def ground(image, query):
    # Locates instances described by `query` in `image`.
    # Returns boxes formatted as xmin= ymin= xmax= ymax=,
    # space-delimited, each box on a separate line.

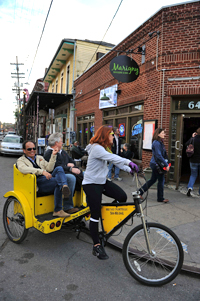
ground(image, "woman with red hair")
xmin=82 ymin=125 xmax=138 ymax=260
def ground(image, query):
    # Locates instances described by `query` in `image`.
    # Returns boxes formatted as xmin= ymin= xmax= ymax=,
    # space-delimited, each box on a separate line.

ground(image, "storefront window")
xmin=55 ymin=117 xmax=62 ymax=132
xmin=83 ymin=123 xmax=88 ymax=148
xmin=104 ymin=119 xmax=113 ymax=127
xmin=78 ymin=123 xmax=82 ymax=145
xmin=46 ymin=121 xmax=50 ymax=134
xmin=117 ymin=107 xmax=128 ymax=114
xmin=77 ymin=114 xmax=95 ymax=147
xmin=130 ymin=116 xmax=143 ymax=160
xmin=130 ymin=104 xmax=143 ymax=112
xmin=89 ymin=122 xmax=94 ymax=140
xmin=104 ymin=109 xmax=116 ymax=116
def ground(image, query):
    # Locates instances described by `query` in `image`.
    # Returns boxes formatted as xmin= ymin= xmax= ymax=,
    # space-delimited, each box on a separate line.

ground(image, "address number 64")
xmin=188 ymin=101 xmax=200 ymax=109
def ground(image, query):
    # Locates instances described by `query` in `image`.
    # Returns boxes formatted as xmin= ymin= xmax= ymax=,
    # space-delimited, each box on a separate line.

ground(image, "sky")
xmin=0 ymin=0 xmax=194 ymax=124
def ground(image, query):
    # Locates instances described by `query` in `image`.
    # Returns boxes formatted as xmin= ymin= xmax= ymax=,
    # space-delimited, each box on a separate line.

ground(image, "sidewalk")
xmin=103 ymin=171 xmax=200 ymax=275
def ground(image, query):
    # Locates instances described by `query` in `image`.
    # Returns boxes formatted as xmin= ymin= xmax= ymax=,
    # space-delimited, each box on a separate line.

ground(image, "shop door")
xmin=180 ymin=116 xmax=200 ymax=182
xmin=175 ymin=114 xmax=184 ymax=189
xmin=169 ymin=114 xmax=184 ymax=187
xmin=170 ymin=114 xmax=200 ymax=187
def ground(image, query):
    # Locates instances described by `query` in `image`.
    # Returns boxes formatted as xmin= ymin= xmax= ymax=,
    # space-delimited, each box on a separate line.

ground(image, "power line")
xmin=84 ymin=0 xmax=123 ymax=73
xmin=28 ymin=0 xmax=54 ymax=80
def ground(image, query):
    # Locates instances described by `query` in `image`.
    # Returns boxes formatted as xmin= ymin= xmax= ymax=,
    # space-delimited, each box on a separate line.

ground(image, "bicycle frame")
xmin=100 ymin=193 xmax=153 ymax=255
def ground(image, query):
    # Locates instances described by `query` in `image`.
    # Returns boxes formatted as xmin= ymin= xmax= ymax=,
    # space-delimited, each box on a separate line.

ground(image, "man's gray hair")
xmin=113 ymin=127 xmax=118 ymax=133
xmin=48 ymin=132 xmax=63 ymax=147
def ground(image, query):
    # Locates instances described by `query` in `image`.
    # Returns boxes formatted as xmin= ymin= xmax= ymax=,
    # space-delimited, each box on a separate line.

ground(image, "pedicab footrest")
xmin=34 ymin=207 xmax=91 ymax=233
xmin=35 ymin=212 xmax=57 ymax=222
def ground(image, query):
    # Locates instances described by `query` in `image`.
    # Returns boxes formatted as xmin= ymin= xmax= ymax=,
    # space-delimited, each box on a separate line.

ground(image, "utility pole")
xmin=10 ymin=56 xmax=25 ymax=135
xmin=23 ymin=92 xmax=26 ymax=140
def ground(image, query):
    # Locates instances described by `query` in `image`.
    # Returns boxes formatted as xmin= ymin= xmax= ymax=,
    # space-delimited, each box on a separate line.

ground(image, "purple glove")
xmin=129 ymin=162 xmax=139 ymax=174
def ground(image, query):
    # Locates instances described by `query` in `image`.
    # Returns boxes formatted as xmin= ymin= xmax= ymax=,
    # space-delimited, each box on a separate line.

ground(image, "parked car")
xmin=0 ymin=135 xmax=23 ymax=156
xmin=6 ymin=131 xmax=16 ymax=135
xmin=0 ymin=133 xmax=4 ymax=141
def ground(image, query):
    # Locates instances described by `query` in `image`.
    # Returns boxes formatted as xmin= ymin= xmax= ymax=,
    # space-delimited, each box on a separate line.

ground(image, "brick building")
xmin=74 ymin=0 xmax=200 ymax=185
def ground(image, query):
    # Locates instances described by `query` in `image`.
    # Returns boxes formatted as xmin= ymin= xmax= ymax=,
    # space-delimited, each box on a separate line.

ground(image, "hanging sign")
xmin=110 ymin=55 xmax=140 ymax=83
xmin=99 ymin=84 xmax=118 ymax=109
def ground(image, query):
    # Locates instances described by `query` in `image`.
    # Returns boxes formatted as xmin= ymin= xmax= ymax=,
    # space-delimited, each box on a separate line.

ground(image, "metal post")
xmin=36 ymin=95 xmax=39 ymax=143
xmin=161 ymin=69 xmax=165 ymax=128
xmin=23 ymin=93 xmax=26 ymax=140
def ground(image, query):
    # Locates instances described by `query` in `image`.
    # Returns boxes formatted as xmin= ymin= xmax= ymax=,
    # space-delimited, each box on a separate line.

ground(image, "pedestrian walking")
xmin=186 ymin=127 xmax=200 ymax=197
xmin=135 ymin=128 xmax=170 ymax=203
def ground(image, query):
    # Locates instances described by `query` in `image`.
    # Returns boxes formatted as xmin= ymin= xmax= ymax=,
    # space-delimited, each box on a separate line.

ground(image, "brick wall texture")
xmin=74 ymin=1 xmax=200 ymax=168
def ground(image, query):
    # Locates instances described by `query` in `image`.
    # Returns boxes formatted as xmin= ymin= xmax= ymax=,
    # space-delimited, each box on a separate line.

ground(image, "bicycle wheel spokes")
xmin=123 ymin=223 xmax=183 ymax=286
xmin=3 ymin=197 xmax=28 ymax=243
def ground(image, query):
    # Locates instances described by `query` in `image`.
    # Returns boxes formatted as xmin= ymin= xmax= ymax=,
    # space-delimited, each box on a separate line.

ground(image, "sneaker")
xmin=62 ymin=185 xmax=70 ymax=199
xmin=53 ymin=210 xmax=70 ymax=217
xmin=65 ymin=208 xmax=79 ymax=214
xmin=187 ymin=188 xmax=192 ymax=197
xmin=92 ymin=244 xmax=109 ymax=260
xmin=107 ymin=178 xmax=112 ymax=181
xmin=114 ymin=177 xmax=122 ymax=181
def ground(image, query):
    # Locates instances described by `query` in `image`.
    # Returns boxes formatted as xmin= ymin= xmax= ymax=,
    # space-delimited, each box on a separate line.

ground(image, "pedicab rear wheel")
xmin=3 ymin=197 xmax=28 ymax=243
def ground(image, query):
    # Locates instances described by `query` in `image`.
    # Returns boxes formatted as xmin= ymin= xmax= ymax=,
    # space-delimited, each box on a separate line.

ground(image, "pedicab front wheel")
xmin=3 ymin=197 xmax=29 ymax=244
xmin=122 ymin=223 xmax=184 ymax=286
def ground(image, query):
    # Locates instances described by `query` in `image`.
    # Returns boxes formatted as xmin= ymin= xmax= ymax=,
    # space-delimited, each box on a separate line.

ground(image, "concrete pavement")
xmin=102 ymin=171 xmax=200 ymax=275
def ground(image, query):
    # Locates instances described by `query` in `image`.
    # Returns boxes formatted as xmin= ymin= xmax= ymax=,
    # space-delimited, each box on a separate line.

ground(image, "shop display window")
xmin=130 ymin=116 xmax=143 ymax=160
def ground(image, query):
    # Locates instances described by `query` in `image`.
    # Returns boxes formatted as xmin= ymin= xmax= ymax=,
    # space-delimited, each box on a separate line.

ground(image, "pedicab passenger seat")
xmin=13 ymin=164 xmax=54 ymax=216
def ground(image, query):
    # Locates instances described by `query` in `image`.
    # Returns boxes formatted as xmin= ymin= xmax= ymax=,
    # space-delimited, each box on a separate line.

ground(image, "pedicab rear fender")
xmin=4 ymin=191 xmax=33 ymax=229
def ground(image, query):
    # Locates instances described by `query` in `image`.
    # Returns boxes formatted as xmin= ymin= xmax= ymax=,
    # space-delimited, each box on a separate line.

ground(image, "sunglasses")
xmin=27 ymin=147 xmax=36 ymax=151
xmin=110 ymin=132 xmax=114 ymax=136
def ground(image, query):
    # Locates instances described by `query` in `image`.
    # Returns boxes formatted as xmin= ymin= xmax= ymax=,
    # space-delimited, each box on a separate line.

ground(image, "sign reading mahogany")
xmin=110 ymin=55 xmax=140 ymax=83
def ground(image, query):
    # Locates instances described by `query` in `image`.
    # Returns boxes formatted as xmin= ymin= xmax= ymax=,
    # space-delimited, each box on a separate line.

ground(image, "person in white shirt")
xmin=83 ymin=125 xmax=138 ymax=259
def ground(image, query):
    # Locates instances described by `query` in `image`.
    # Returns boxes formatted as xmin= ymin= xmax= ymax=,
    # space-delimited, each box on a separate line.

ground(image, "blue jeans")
xmin=64 ymin=174 xmax=76 ymax=210
xmin=139 ymin=163 xmax=165 ymax=202
xmin=187 ymin=162 xmax=200 ymax=193
xmin=37 ymin=166 xmax=67 ymax=212
xmin=107 ymin=162 xmax=120 ymax=179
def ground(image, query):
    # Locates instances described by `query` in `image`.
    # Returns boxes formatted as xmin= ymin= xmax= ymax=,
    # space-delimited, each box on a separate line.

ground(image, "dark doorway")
xmin=180 ymin=117 xmax=200 ymax=182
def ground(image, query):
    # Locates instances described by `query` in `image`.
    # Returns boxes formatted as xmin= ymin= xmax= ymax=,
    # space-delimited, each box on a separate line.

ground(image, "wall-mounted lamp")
xmin=71 ymin=107 xmax=77 ymax=111
xmin=148 ymin=31 xmax=160 ymax=37
xmin=116 ymin=89 xmax=121 ymax=95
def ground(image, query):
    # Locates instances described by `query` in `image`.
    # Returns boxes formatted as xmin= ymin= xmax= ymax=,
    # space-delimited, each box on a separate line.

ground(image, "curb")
xmin=107 ymin=237 xmax=200 ymax=276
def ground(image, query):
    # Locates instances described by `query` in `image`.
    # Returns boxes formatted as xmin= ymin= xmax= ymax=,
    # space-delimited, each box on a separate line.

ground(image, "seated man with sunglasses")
xmin=17 ymin=140 xmax=71 ymax=218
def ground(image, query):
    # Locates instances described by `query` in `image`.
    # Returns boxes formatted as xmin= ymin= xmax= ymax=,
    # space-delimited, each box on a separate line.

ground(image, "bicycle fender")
xmin=4 ymin=190 xmax=33 ymax=229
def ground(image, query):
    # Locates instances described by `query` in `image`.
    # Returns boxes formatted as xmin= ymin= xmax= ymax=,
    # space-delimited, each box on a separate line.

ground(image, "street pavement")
xmin=103 ymin=171 xmax=200 ymax=275
xmin=1 ymin=155 xmax=199 ymax=278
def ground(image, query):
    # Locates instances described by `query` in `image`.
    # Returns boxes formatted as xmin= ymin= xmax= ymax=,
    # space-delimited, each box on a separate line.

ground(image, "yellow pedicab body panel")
xmin=4 ymin=190 xmax=33 ymax=229
xmin=101 ymin=204 xmax=136 ymax=234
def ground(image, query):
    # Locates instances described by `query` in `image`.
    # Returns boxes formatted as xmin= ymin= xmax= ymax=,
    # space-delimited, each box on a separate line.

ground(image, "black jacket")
xmin=186 ymin=135 xmax=200 ymax=163
xmin=112 ymin=136 xmax=122 ymax=156
xmin=44 ymin=149 xmax=75 ymax=173
xmin=71 ymin=145 xmax=85 ymax=159
xmin=121 ymin=149 xmax=133 ymax=160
